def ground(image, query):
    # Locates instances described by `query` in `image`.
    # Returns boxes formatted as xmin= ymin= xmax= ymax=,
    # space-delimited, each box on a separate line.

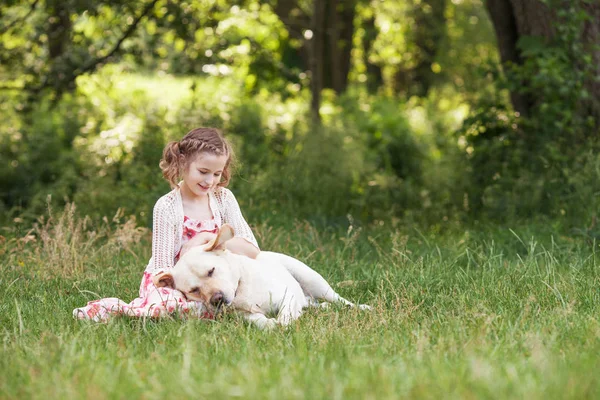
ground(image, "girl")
xmin=73 ymin=127 xmax=259 ymax=322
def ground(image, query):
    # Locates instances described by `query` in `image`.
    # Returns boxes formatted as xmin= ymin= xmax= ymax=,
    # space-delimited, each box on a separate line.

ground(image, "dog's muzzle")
xmin=210 ymin=291 xmax=227 ymax=308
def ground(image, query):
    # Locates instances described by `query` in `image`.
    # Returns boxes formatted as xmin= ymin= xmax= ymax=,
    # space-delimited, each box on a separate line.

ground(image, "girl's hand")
xmin=225 ymin=237 xmax=260 ymax=259
xmin=180 ymin=232 xmax=218 ymax=257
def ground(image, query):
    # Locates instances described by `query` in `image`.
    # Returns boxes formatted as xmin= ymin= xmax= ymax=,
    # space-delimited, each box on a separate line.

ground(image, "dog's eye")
xmin=189 ymin=287 xmax=200 ymax=295
xmin=208 ymin=267 xmax=215 ymax=277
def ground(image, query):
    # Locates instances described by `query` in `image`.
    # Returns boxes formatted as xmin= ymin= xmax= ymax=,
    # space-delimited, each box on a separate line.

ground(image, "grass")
xmin=1 ymin=210 xmax=599 ymax=399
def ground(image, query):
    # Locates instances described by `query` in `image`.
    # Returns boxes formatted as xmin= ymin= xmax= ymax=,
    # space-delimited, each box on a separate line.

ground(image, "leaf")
xmin=517 ymin=35 xmax=547 ymax=57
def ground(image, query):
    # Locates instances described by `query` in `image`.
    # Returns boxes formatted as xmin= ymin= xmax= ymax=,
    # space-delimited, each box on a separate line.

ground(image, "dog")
xmin=153 ymin=224 xmax=371 ymax=329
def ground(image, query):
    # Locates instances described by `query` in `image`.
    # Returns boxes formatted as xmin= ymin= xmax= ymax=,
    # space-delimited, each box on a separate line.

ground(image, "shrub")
xmin=456 ymin=1 xmax=599 ymax=223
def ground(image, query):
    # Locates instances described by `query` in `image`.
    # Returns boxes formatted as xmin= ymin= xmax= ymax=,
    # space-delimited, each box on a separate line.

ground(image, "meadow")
xmin=2 ymin=1 xmax=599 ymax=398
xmin=1 ymin=208 xmax=599 ymax=399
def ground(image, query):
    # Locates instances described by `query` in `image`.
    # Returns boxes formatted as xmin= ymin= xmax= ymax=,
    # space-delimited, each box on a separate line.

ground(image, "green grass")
xmin=1 ymin=216 xmax=599 ymax=399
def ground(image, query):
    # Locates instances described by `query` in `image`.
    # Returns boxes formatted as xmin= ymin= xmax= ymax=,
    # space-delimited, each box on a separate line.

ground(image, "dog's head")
xmin=153 ymin=224 xmax=238 ymax=312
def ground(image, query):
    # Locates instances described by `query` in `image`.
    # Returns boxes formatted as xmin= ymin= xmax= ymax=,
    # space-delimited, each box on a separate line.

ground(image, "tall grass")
xmin=2 ymin=201 xmax=149 ymax=279
xmin=1 ymin=207 xmax=599 ymax=399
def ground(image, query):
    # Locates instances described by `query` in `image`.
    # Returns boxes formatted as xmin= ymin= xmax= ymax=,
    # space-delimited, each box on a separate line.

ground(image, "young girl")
xmin=73 ymin=127 xmax=260 ymax=322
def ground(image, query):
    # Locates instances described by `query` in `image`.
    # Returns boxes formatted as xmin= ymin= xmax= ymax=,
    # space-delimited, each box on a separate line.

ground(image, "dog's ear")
xmin=153 ymin=272 xmax=175 ymax=288
xmin=205 ymin=224 xmax=235 ymax=252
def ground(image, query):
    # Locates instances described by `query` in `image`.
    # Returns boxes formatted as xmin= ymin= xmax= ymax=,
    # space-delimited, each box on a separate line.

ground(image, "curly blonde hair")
xmin=160 ymin=127 xmax=234 ymax=188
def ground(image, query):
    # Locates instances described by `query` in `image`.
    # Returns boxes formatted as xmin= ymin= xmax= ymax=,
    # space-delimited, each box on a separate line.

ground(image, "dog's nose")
xmin=210 ymin=292 xmax=224 ymax=306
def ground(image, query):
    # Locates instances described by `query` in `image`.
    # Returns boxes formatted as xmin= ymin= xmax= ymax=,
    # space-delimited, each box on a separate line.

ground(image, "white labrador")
xmin=153 ymin=224 xmax=370 ymax=329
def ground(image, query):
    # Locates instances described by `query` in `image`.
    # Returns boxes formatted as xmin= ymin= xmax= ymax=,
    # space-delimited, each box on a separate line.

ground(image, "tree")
xmin=485 ymin=0 xmax=600 ymax=126
xmin=401 ymin=0 xmax=447 ymax=96
xmin=362 ymin=12 xmax=383 ymax=93
xmin=274 ymin=0 xmax=358 ymax=122
xmin=0 ymin=0 xmax=160 ymax=107
xmin=309 ymin=0 xmax=326 ymax=123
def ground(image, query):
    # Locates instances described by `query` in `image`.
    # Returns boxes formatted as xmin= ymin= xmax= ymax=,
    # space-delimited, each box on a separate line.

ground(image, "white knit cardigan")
xmin=145 ymin=184 xmax=259 ymax=274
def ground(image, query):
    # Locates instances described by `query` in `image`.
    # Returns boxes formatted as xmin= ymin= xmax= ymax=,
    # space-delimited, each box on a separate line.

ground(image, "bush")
xmin=241 ymin=123 xmax=363 ymax=223
xmin=455 ymin=1 xmax=599 ymax=224
xmin=0 ymin=94 xmax=95 ymax=222
xmin=457 ymin=100 xmax=600 ymax=223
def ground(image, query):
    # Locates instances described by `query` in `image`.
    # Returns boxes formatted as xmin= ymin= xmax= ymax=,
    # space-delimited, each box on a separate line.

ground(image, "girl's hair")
xmin=160 ymin=127 xmax=234 ymax=188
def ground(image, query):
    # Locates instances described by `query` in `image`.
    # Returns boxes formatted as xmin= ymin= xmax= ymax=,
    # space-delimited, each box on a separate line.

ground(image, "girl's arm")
xmin=151 ymin=198 xmax=177 ymax=272
xmin=226 ymin=237 xmax=260 ymax=259
xmin=180 ymin=232 xmax=259 ymax=259
xmin=220 ymin=188 xmax=260 ymax=256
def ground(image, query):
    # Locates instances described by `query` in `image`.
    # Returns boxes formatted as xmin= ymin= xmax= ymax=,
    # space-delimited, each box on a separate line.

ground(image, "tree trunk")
xmin=47 ymin=0 xmax=72 ymax=61
xmin=363 ymin=14 xmax=383 ymax=93
xmin=323 ymin=0 xmax=355 ymax=93
xmin=582 ymin=2 xmax=600 ymax=125
xmin=332 ymin=0 xmax=356 ymax=93
xmin=393 ymin=0 xmax=447 ymax=96
xmin=274 ymin=0 xmax=311 ymax=72
xmin=310 ymin=0 xmax=326 ymax=124
xmin=485 ymin=0 xmax=531 ymax=117
xmin=327 ymin=0 xmax=342 ymax=92
xmin=410 ymin=0 xmax=447 ymax=97
xmin=276 ymin=0 xmax=356 ymax=96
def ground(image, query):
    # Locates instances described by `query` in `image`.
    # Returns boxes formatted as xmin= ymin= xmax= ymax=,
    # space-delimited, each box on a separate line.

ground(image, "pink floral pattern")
xmin=73 ymin=216 xmax=219 ymax=322
xmin=176 ymin=215 xmax=218 ymax=261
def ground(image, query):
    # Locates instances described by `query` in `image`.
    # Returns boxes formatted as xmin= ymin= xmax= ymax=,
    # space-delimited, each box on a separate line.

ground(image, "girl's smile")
xmin=181 ymin=153 xmax=228 ymax=199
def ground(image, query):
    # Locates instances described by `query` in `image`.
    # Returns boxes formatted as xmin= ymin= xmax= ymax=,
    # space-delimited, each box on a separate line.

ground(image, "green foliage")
xmin=1 ymin=0 xmax=598 ymax=232
xmin=128 ymin=1 xmax=302 ymax=96
xmin=71 ymin=116 xmax=169 ymax=227
xmin=438 ymin=0 xmax=500 ymax=98
xmin=0 ymin=0 xmax=161 ymax=104
xmin=333 ymin=92 xmax=425 ymax=218
xmin=339 ymin=93 xmax=423 ymax=180
xmin=457 ymin=1 xmax=599 ymax=223
xmin=0 ymin=94 xmax=90 ymax=219
xmin=508 ymin=28 xmax=594 ymax=139
xmin=354 ymin=0 xmax=497 ymax=96
xmin=229 ymin=89 xmax=450 ymax=224
xmin=245 ymin=124 xmax=366 ymax=222
xmin=459 ymin=99 xmax=600 ymax=223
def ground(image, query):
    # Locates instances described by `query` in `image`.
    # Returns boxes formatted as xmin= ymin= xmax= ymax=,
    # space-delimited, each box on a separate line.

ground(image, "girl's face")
xmin=182 ymin=152 xmax=228 ymax=198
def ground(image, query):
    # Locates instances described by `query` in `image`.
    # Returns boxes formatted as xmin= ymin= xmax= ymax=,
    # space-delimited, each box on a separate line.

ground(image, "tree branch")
xmin=274 ymin=0 xmax=310 ymax=41
xmin=75 ymin=0 xmax=160 ymax=76
xmin=0 ymin=83 xmax=25 ymax=91
xmin=27 ymin=0 xmax=159 ymax=101
xmin=0 ymin=0 xmax=40 ymax=35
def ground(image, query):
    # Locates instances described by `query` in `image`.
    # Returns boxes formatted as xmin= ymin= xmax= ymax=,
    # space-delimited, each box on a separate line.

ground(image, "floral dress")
xmin=73 ymin=216 xmax=218 ymax=322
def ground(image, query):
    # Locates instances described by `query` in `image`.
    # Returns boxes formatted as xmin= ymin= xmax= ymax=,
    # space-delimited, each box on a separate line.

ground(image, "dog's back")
xmin=228 ymin=252 xmax=308 ymax=314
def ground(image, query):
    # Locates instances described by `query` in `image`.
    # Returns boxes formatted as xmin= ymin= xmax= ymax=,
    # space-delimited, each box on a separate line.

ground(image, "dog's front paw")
xmin=357 ymin=304 xmax=372 ymax=311
xmin=262 ymin=318 xmax=278 ymax=330
xmin=245 ymin=313 xmax=279 ymax=330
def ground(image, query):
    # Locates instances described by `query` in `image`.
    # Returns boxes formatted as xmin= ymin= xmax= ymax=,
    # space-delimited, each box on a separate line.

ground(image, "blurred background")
xmin=0 ymin=0 xmax=598 ymax=232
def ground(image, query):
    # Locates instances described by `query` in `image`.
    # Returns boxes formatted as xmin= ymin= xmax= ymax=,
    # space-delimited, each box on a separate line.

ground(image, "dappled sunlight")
xmin=80 ymin=113 xmax=143 ymax=166
xmin=406 ymin=106 xmax=429 ymax=136
xmin=260 ymin=92 xmax=309 ymax=135
xmin=77 ymin=66 xmax=243 ymax=116
xmin=0 ymin=0 xmax=599 ymax=397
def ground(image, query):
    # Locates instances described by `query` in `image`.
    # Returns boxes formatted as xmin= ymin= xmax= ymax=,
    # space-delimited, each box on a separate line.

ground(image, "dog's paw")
xmin=261 ymin=318 xmax=278 ymax=330
xmin=357 ymin=304 xmax=372 ymax=311
xmin=246 ymin=313 xmax=279 ymax=330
